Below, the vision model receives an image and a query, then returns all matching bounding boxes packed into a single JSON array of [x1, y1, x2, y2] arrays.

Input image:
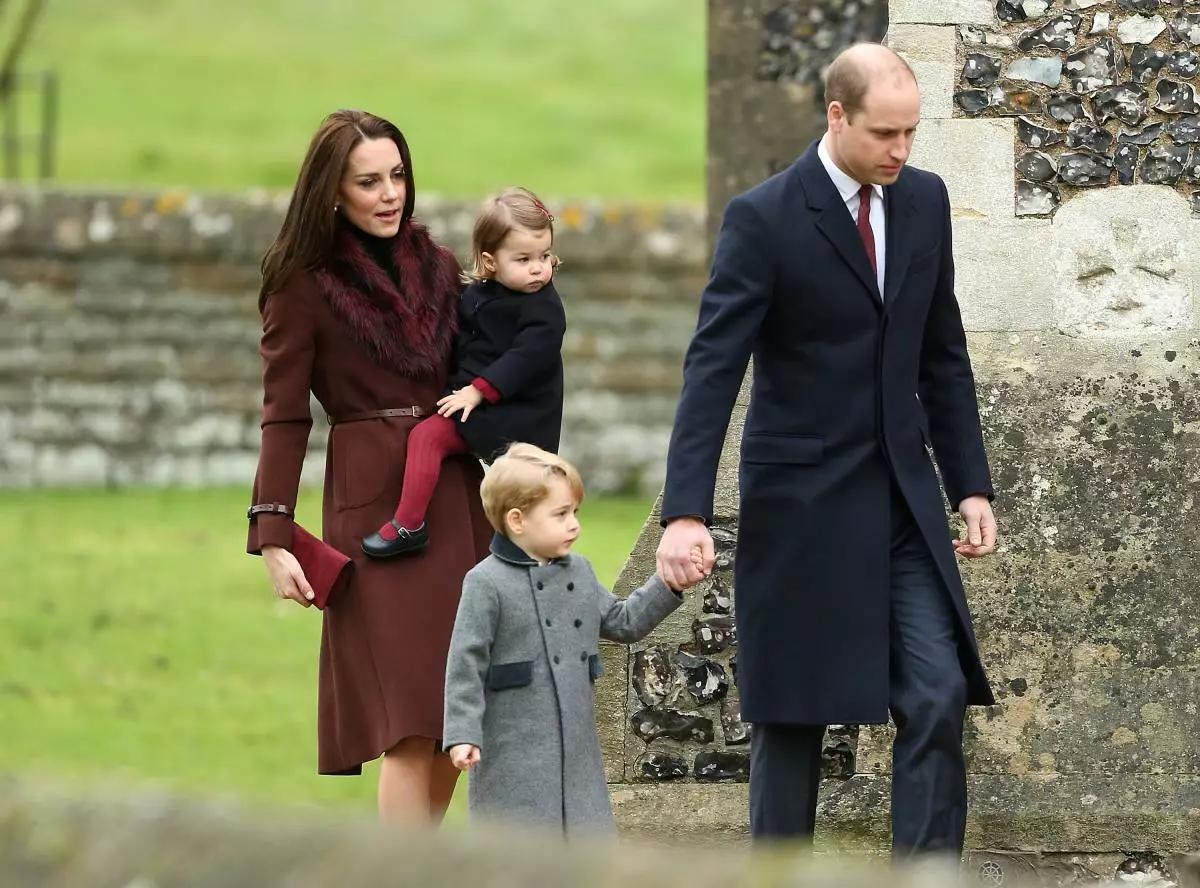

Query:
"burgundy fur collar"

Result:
[[313, 221, 461, 379]]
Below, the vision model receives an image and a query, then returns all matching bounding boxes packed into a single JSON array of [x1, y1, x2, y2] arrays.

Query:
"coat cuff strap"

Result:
[[247, 502, 295, 520]]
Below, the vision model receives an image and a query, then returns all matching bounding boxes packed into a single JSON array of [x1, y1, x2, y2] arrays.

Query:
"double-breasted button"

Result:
[[580, 652, 587, 662], [574, 619, 582, 628], [553, 655, 560, 665], [545, 618, 552, 627], [537, 582, 544, 590], [567, 583, 574, 591]]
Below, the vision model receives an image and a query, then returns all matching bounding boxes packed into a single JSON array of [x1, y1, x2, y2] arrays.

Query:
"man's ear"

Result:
[[828, 101, 847, 134]]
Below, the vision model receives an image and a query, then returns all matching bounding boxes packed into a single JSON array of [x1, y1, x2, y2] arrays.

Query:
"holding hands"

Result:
[[656, 517, 715, 592]]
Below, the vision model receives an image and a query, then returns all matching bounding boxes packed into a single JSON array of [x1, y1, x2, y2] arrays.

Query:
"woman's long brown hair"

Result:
[[259, 109, 415, 308]]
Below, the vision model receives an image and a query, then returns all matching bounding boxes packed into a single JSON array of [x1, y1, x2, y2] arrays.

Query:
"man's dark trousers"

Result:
[[747, 485, 969, 855]]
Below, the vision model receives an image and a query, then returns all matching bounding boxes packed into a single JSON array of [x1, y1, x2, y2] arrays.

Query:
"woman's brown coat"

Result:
[[247, 221, 492, 775]]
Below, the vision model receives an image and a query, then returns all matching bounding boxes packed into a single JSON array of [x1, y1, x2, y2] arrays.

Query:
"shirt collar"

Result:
[[488, 532, 571, 568], [817, 135, 884, 206]]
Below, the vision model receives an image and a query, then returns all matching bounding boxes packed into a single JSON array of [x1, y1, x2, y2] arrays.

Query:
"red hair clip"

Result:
[[531, 196, 555, 222]]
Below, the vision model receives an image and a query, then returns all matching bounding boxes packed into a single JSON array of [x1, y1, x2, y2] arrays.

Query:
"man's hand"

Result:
[[656, 517, 715, 590], [437, 386, 485, 421], [954, 495, 997, 559]]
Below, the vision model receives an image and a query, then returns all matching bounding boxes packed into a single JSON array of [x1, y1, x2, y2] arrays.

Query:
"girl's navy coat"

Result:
[[451, 279, 566, 460]]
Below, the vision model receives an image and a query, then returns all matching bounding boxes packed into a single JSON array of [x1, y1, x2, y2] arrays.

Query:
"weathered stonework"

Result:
[[757, 0, 889, 95], [606, 0, 1200, 882], [951, 0, 1200, 216], [0, 189, 706, 495]]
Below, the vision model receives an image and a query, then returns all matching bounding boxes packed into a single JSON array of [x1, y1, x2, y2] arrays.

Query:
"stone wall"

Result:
[[0, 189, 707, 495], [604, 0, 1200, 881], [950, 0, 1200, 217]]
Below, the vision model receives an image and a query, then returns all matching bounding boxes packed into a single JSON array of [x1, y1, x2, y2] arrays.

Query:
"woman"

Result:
[[246, 109, 492, 823]]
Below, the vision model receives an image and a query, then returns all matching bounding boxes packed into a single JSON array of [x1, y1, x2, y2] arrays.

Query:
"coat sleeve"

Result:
[[661, 194, 775, 524], [246, 280, 316, 554], [476, 286, 567, 398], [443, 568, 501, 751], [592, 561, 683, 644], [917, 177, 993, 509]]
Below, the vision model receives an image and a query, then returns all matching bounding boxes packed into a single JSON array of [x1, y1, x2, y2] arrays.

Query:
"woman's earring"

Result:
[[333, 204, 340, 213]]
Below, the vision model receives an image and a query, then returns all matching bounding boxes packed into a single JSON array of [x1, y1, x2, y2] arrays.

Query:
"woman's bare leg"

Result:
[[428, 750, 461, 824], [378, 736, 435, 824]]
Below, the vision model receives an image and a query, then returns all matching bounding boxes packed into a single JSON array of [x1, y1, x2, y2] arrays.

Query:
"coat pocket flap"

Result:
[[588, 653, 605, 681], [742, 433, 824, 465], [486, 660, 534, 690]]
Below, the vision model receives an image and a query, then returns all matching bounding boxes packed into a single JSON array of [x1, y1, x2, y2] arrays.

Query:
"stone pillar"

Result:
[[606, 0, 1200, 881]]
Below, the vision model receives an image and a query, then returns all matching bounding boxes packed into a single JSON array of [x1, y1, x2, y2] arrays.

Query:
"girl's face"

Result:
[[337, 138, 406, 237], [483, 225, 554, 293]]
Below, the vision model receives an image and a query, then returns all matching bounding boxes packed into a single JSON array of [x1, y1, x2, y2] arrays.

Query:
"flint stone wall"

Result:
[[950, 0, 1200, 217], [603, 0, 1200, 882], [0, 189, 707, 495]]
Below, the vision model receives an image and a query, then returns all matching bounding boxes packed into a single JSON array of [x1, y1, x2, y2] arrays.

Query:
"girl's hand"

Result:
[[449, 744, 481, 770], [437, 386, 485, 421], [262, 545, 315, 607]]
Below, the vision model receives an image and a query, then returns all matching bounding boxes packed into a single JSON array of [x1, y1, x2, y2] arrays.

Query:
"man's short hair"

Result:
[[824, 44, 917, 119]]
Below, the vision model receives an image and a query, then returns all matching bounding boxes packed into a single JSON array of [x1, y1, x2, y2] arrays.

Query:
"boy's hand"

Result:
[[437, 386, 485, 421], [661, 545, 709, 593], [449, 744, 481, 771]]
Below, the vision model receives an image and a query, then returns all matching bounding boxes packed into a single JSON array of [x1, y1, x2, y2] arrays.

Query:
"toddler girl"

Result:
[[362, 187, 566, 558]]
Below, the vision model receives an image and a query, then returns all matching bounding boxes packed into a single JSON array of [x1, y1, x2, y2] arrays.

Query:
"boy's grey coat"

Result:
[[443, 533, 682, 838]]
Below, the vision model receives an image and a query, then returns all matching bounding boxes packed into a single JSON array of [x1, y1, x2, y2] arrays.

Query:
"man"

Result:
[[656, 43, 998, 856]]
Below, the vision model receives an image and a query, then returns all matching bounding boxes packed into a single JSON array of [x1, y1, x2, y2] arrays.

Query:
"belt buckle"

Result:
[[412, 406, 426, 419]]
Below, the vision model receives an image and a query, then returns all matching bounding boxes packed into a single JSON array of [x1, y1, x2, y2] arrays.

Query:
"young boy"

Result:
[[442, 443, 689, 838]]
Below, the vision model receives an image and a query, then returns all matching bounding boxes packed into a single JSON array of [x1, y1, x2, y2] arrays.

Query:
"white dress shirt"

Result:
[[817, 135, 887, 298]]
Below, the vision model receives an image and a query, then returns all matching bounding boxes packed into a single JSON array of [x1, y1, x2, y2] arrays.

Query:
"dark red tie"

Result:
[[857, 183, 877, 279]]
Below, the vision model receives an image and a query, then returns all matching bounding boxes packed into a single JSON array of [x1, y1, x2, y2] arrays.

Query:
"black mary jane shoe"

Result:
[[361, 521, 429, 558]]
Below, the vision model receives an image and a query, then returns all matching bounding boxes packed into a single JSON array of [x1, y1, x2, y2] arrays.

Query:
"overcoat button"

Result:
[[553, 655, 560, 665], [545, 618, 552, 627], [537, 582, 544, 590], [567, 583, 574, 591], [574, 619, 582, 628], [580, 652, 587, 661]]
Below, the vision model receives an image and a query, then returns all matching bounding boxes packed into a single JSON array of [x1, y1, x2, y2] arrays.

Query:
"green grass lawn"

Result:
[[0, 487, 652, 819], [12, 0, 704, 200]]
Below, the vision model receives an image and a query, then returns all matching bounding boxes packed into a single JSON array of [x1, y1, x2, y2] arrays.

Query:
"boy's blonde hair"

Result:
[[481, 443, 585, 534], [465, 186, 562, 283]]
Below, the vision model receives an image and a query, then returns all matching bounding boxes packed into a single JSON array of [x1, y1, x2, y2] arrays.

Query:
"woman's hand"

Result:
[[262, 545, 315, 606], [437, 386, 485, 421]]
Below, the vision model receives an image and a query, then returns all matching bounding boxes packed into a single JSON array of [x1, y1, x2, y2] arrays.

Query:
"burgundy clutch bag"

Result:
[[250, 504, 352, 610], [290, 523, 353, 610]]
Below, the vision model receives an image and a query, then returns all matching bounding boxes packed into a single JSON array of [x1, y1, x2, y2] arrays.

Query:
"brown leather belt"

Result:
[[326, 406, 432, 425]]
